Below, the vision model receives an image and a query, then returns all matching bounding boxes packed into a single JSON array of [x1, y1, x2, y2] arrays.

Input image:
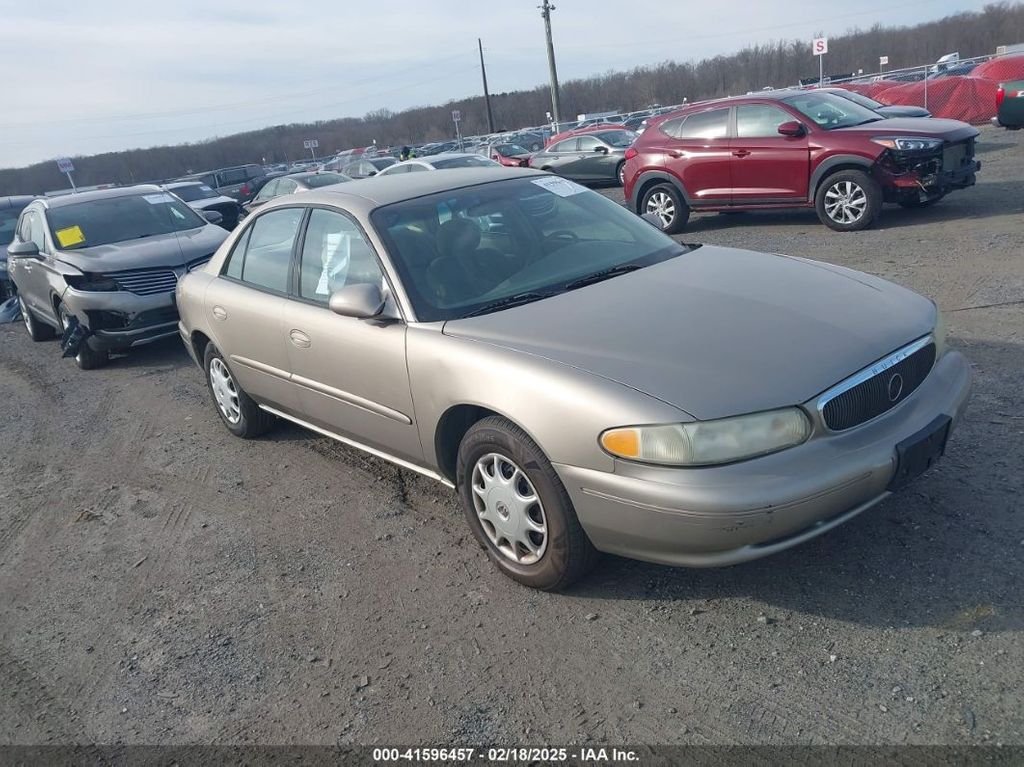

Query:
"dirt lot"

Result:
[[1, 125, 1022, 748]]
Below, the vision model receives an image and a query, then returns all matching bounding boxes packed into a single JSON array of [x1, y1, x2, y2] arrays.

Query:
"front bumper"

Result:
[[62, 286, 180, 353], [555, 350, 972, 568]]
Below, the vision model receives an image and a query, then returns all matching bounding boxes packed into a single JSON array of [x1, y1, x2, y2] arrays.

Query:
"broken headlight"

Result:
[[871, 136, 943, 152]]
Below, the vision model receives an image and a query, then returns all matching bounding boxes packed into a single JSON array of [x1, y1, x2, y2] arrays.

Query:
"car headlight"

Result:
[[600, 408, 811, 467], [65, 273, 120, 291], [871, 136, 943, 152], [933, 304, 948, 359]]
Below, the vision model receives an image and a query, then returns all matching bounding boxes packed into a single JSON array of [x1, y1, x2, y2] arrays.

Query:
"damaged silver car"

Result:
[[7, 185, 228, 368]]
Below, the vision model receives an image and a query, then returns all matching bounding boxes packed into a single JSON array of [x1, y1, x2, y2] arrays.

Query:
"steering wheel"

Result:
[[545, 229, 579, 243]]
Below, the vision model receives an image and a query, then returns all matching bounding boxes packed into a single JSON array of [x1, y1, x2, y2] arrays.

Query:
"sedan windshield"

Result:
[[171, 184, 218, 202], [47, 193, 206, 250], [493, 144, 529, 157], [431, 156, 499, 169], [372, 177, 690, 321], [783, 91, 883, 129], [831, 89, 884, 111]]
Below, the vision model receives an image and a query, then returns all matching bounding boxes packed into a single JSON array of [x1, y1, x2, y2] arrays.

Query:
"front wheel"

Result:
[[457, 416, 598, 590], [19, 297, 55, 341], [640, 183, 689, 234], [814, 170, 881, 231], [203, 343, 276, 438]]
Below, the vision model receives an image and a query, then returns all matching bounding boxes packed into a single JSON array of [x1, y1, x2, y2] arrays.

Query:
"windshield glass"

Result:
[[372, 177, 689, 321], [171, 184, 218, 202], [593, 130, 636, 147], [783, 92, 883, 129], [47, 192, 206, 250], [831, 89, 883, 110], [493, 144, 529, 157], [432, 156, 499, 169], [301, 172, 349, 188]]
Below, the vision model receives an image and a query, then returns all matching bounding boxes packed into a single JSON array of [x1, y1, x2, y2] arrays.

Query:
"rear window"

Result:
[[171, 184, 218, 202], [593, 130, 636, 147], [47, 193, 206, 250]]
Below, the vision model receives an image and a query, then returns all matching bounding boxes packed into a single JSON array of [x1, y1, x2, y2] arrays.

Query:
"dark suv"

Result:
[[623, 90, 980, 232]]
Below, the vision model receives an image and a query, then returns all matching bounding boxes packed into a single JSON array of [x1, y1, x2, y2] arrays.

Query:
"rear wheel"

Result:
[[19, 296, 56, 341], [616, 161, 626, 186], [204, 343, 276, 438], [640, 183, 689, 234], [457, 416, 598, 591], [815, 170, 881, 232]]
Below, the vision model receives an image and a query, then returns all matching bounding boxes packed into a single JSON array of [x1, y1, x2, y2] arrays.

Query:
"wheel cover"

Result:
[[645, 191, 675, 227], [824, 180, 867, 224], [471, 453, 548, 565], [209, 358, 241, 424]]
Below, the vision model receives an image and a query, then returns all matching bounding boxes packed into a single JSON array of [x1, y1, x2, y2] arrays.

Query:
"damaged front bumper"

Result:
[[876, 140, 980, 203], [61, 286, 180, 353]]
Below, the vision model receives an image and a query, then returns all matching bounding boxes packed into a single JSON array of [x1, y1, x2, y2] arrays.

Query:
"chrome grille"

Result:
[[105, 267, 178, 296], [818, 338, 936, 432]]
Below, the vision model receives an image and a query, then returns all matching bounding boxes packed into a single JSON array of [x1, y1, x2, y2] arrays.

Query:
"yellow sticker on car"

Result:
[[55, 225, 85, 248]]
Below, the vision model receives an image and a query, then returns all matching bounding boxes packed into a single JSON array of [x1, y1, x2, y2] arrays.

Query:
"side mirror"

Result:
[[329, 283, 385, 319], [367, 170, 377, 177], [777, 121, 805, 137], [7, 240, 40, 258], [202, 210, 224, 225], [594, 145, 609, 154], [640, 212, 664, 229]]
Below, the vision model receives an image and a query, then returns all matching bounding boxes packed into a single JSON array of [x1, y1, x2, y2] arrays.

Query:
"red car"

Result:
[[623, 90, 980, 232], [489, 143, 534, 167]]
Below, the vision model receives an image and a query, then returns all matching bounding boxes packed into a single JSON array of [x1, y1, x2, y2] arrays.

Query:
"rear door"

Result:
[[655, 107, 732, 204], [730, 103, 810, 202], [204, 206, 305, 413], [281, 207, 421, 462]]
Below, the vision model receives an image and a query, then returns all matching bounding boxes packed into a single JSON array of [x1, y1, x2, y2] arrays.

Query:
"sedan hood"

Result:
[[60, 225, 227, 272], [835, 116, 979, 142], [443, 246, 936, 420]]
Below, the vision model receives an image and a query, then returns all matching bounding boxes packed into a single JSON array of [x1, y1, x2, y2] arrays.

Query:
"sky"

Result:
[[0, 0, 991, 169]]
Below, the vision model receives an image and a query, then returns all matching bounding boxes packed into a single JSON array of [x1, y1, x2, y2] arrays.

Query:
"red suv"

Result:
[[622, 90, 980, 232]]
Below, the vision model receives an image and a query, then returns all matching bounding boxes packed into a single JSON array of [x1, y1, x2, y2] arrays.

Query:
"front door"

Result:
[[205, 205, 305, 413], [12, 208, 56, 323], [282, 208, 421, 463], [730, 104, 810, 202]]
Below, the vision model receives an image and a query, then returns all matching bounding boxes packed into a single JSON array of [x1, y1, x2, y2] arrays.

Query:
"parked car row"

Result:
[[4, 167, 972, 591]]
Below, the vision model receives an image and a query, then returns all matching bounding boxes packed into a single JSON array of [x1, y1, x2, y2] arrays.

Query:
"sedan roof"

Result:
[[261, 166, 534, 216]]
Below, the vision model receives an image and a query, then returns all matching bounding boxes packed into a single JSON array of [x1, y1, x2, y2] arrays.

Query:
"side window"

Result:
[[255, 179, 280, 201], [659, 117, 684, 137], [277, 179, 299, 194], [24, 210, 47, 251], [219, 168, 248, 186], [736, 105, 793, 138], [549, 139, 575, 153], [226, 207, 303, 293], [577, 135, 602, 151], [298, 210, 383, 303], [223, 227, 251, 280], [405, 164, 428, 173], [385, 164, 411, 175], [676, 109, 729, 139]]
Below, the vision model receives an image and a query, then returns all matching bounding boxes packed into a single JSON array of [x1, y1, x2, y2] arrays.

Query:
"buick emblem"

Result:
[[887, 373, 904, 402]]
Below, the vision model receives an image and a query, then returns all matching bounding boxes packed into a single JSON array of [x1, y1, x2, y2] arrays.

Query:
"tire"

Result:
[[456, 416, 599, 591], [898, 193, 945, 209], [640, 183, 689, 234], [814, 169, 882, 232], [615, 161, 626, 187], [203, 343, 276, 438], [19, 296, 55, 341], [57, 302, 108, 370]]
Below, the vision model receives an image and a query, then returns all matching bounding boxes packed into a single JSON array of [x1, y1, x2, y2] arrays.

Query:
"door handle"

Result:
[[212, 305, 228, 320], [667, 150, 683, 158], [289, 329, 311, 348], [732, 150, 751, 158]]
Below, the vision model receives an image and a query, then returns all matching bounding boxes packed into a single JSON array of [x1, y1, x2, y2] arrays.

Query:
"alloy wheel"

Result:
[[18, 297, 31, 333], [645, 191, 675, 227], [824, 180, 867, 224], [209, 357, 241, 424], [471, 452, 548, 565]]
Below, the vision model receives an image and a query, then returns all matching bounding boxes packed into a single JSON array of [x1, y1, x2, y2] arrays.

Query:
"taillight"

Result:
[[240, 184, 250, 196], [996, 87, 1005, 107], [624, 147, 638, 161]]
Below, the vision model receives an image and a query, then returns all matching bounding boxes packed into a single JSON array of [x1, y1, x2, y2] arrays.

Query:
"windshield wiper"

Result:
[[564, 263, 642, 291], [462, 291, 556, 318]]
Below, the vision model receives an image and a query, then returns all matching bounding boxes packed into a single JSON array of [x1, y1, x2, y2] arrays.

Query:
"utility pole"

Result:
[[479, 38, 495, 133], [539, 0, 562, 125]]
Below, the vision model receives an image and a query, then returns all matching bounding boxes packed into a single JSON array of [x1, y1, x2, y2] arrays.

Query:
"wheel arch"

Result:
[[191, 330, 212, 365], [434, 404, 546, 484], [809, 155, 876, 202], [630, 171, 692, 212]]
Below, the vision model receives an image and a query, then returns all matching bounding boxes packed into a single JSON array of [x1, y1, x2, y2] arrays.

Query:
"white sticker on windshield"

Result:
[[530, 176, 587, 197], [143, 193, 176, 205]]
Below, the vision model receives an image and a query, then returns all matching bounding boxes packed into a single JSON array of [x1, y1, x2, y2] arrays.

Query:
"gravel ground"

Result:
[[1, 125, 1022, 748]]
